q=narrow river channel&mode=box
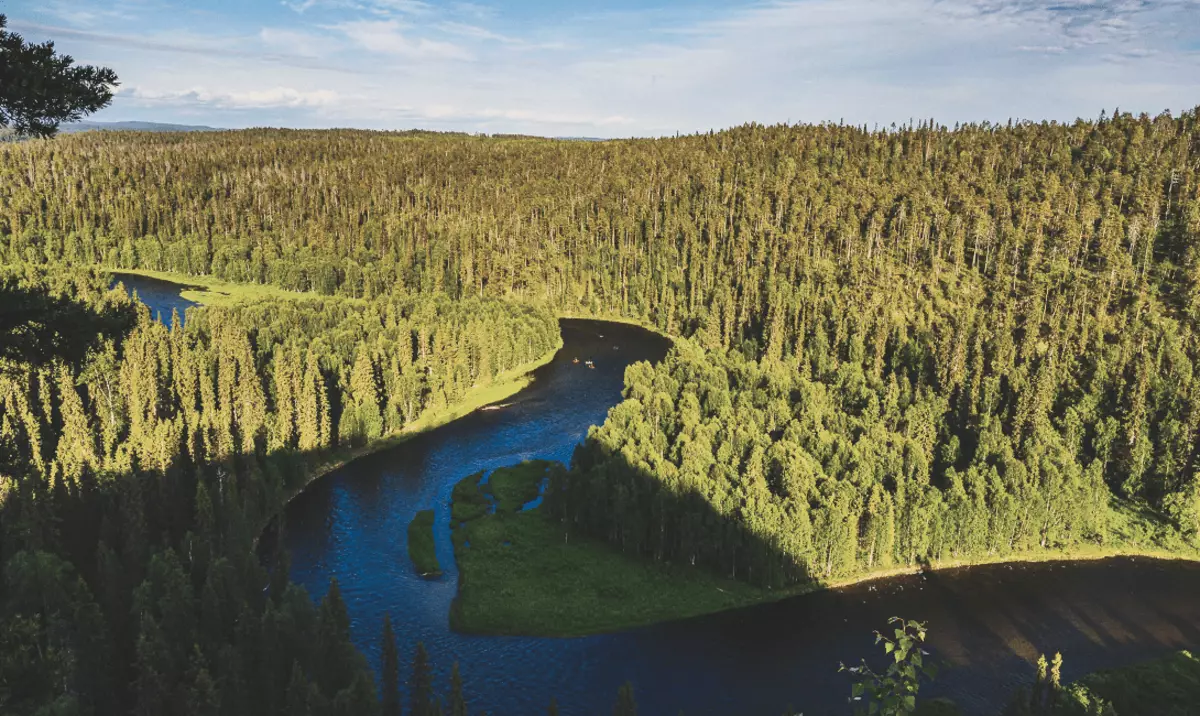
[117,274,1200,716]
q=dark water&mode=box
[135,278,1200,715]
[110,272,198,325]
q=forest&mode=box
[1,107,1199,713]
[0,265,558,714]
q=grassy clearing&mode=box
[449,463,769,637]
[107,267,329,306]
[407,510,441,577]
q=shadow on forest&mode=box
[553,435,1200,714]
[560,436,818,590]
[0,282,138,366]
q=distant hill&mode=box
[59,120,220,134]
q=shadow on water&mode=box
[125,278,1200,716]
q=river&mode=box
[110,272,198,325]
[115,274,1200,716]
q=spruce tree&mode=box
[381,614,401,716]
[613,682,637,716]
[448,661,467,716]
[410,641,433,716]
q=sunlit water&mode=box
[110,272,198,326]
[118,275,1200,716]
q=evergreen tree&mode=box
[381,614,401,716]
[410,642,433,716]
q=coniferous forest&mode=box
[2,108,1200,714]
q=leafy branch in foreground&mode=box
[841,617,939,716]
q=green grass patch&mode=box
[484,460,552,513]
[448,464,769,637]
[407,510,441,578]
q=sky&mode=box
[4,0,1200,137]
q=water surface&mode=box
[110,272,198,325]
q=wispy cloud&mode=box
[122,85,339,109]
[331,19,472,60]
[283,0,434,17]
[259,27,333,57]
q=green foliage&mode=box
[841,618,939,716]
[410,642,433,716]
[613,682,637,716]
[4,107,1200,715]
[407,510,442,577]
[380,615,400,716]
[0,269,556,715]
[1007,650,1200,716]
[0,15,118,138]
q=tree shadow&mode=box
[0,280,138,367]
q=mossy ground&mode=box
[407,510,441,577]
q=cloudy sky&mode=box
[5,0,1200,137]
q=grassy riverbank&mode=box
[407,510,442,577]
[449,464,1198,637]
[108,267,329,306]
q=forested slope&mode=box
[2,109,1200,712]
[0,265,557,715]
[4,112,1199,578]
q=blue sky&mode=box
[5,0,1200,137]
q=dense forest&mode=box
[2,107,1200,712]
[0,265,557,714]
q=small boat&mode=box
[585,360,595,369]
[613,345,619,350]
[572,357,579,364]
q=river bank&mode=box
[449,484,1199,637]
[257,338,562,541]
[109,266,338,307]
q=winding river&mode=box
[117,275,1200,716]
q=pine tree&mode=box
[448,662,467,716]
[613,682,637,716]
[410,641,432,716]
[381,614,401,716]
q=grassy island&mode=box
[407,510,442,577]
[449,461,770,637]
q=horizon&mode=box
[7,0,1200,139]
[58,107,1199,141]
